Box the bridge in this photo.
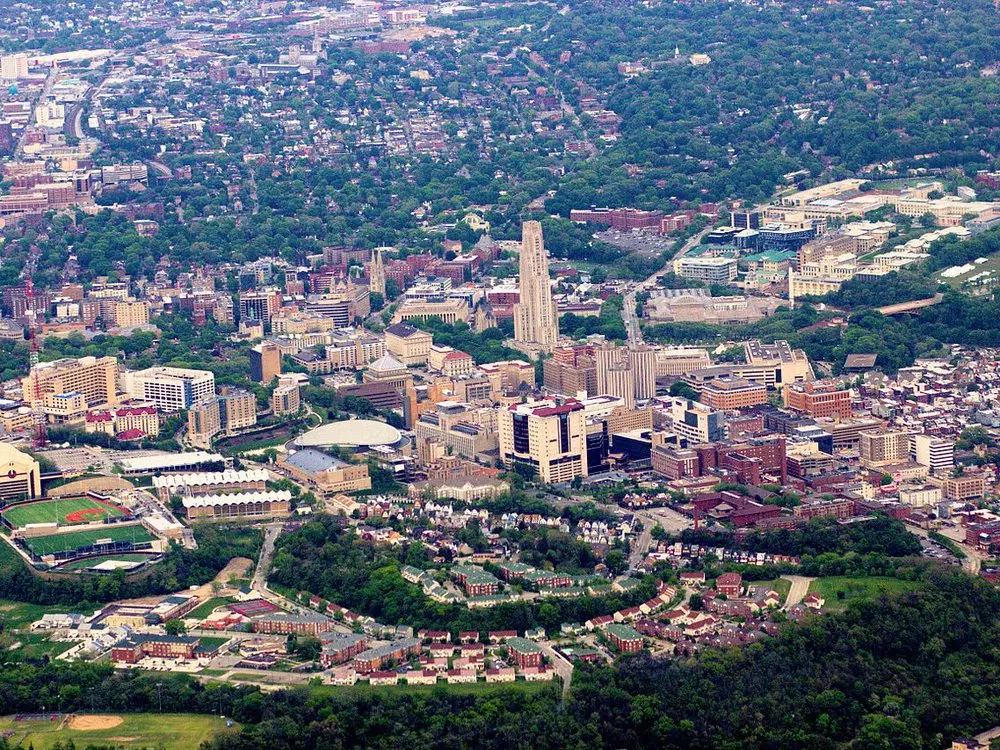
[876,293,944,316]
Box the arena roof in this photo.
[296,419,402,449]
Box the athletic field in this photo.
[0,713,238,749]
[23,525,155,557]
[2,497,126,529]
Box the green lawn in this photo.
[58,553,153,571]
[2,498,125,528]
[8,632,76,659]
[186,596,235,620]
[0,599,92,630]
[808,576,919,612]
[24,525,156,556]
[0,712,238,749]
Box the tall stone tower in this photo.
[514,221,559,355]
[369,246,386,297]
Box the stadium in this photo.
[1,493,164,565]
[293,419,407,452]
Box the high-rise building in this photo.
[250,342,282,383]
[112,300,151,328]
[187,389,257,446]
[513,221,558,355]
[596,347,635,409]
[271,382,301,415]
[859,428,910,467]
[0,53,28,81]
[239,291,281,330]
[784,382,852,419]
[668,397,724,445]
[369,246,387,297]
[911,433,954,475]
[124,367,215,412]
[498,398,588,484]
[24,356,119,408]
[631,346,658,401]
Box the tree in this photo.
[605,550,628,576]
[669,381,699,400]
[164,619,187,635]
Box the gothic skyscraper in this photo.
[369,246,386,297]
[513,220,558,355]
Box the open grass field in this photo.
[2,497,126,529]
[808,576,919,612]
[58,553,154,571]
[0,713,239,749]
[186,596,235,620]
[0,599,93,630]
[23,525,155,556]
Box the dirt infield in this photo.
[68,715,123,731]
[64,508,107,523]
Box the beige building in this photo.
[656,347,711,376]
[427,345,474,377]
[112,300,151,328]
[0,443,40,500]
[859,429,911,467]
[188,389,257,447]
[513,221,559,355]
[124,366,215,412]
[384,322,433,365]
[23,356,119,408]
[279,448,372,492]
[363,354,413,392]
[498,398,588,484]
[271,383,301,416]
[391,298,469,325]
[41,391,88,425]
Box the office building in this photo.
[384,322,433,365]
[24,356,119,408]
[668,397,724,444]
[911,434,954,475]
[124,367,215,412]
[656,346,712,376]
[499,399,588,484]
[697,377,767,410]
[513,221,559,354]
[391,298,469,325]
[784,382,852,419]
[672,256,738,284]
[238,291,281,329]
[250,342,282,383]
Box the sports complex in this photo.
[0,494,163,566]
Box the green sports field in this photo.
[0,712,238,749]
[23,525,155,556]
[2,497,126,528]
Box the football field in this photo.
[2,498,126,529]
[23,525,155,557]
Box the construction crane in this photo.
[23,278,46,448]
